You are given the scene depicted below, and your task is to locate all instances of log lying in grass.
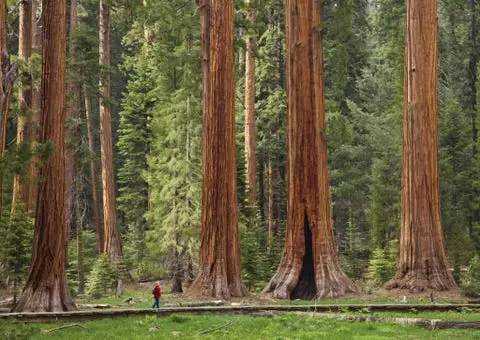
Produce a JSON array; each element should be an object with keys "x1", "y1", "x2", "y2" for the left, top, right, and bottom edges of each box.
[
  {"x1": 1, "y1": 304, "x2": 479, "y2": 322},
  {"x1": 292, "y1": 312, "x2": 480, "y2": 330},
  {"x1": 41, "y1": 324, "x2": 87, "y2": 333},
  {"x1": 77, "y1": 304, "x2": 112, "y2": 309},
  {"x1": 176, "y1": 301, "x2": 225, "y2": 308}
]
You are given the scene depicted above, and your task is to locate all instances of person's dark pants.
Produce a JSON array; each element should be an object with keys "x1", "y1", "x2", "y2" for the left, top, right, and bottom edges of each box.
[{"x1": 152, "y1": 296, "x2": 159, "y2": 308}]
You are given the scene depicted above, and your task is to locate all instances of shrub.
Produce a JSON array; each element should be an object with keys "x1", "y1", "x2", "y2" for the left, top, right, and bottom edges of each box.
[
  {"x1": 366, "y1": 247, "x2": 396, "y2": 287},
  {"x1": 461, "y1": 255, "x2": 480, "y2": 298},
  {"x1": 86, "y1": 254, "x2": 116, "y2": 299}
]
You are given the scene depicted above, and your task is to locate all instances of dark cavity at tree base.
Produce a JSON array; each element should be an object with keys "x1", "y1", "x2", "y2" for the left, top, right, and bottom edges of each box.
[{"x1": 263, "y1": 215, "x2": 359, "y2": 300}]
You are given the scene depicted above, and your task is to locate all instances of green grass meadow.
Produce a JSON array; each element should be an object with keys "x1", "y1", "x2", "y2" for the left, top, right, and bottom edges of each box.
[{"x1": 2, "y1": 313, "x2": 480, "y2": 340}]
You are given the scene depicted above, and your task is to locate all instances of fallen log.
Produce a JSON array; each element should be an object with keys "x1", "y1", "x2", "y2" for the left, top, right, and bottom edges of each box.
[
  {"x1": 77, "y1": 304, "x2": 112, "y2": 309},
  {"x1": 292, "y1": 312, "x2": 480, "y2": 330},
  {"x1": 177, "y1": 301, "x2": 225, "y2": 308},
  {"x1": 198, "y1": 320, "x2": 234, "y2": 335},
  {"x1": 41, "y1": 324, "x2": 87, "y2": 333},
  {"x1": 1, "y1": 304, "x2": 479, "y2": 322}
]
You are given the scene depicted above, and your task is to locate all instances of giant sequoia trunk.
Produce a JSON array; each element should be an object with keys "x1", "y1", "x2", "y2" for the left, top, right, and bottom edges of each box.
[
  {"x1": 244, "y1": 0, "x2": 256, "y2": 205},
  {"x1": 11, "y1": 0, "x2": 33, "y2": 211},
  {"x1": 386, "y1": 0, "x2": 456, "y2": 293},
  {"x1": 99, "y1": 0, "x2": 126, "y2": 273},
  {"x1": 12, "y1": 0, "x2": 76, "y2": 312},
  {"x1": 263, "y1": 0, "x2": 357, "y2": 300},
  {"x1": 186, "y1": 0, "x2": 247, "y2": 299}
]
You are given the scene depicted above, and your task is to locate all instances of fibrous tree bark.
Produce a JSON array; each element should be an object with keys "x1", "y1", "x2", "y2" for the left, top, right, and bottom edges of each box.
[
  {"x1": 386, "y1": 0, "x2": 456, "y2": 293},
  {"x1": 244, "y1": 0, "x2": 256, "y2": 205},
  {"x1": 99, "y1": 0, "x2": 126, "y2": 275},
  {"x1": 83, "y1": 84, "x2": 103, "y2": 254},
  {"x1": 263, "y1": 0, "x2": 358, "y2": 300},
  {"x1": 186, "y1": 0, "x2": 247, "y2": 299},
  {"x1": 12, "y1": 0, "x2": 76, "y2": 312},
  {"x1": 11, "y1": 0, "x2": 33, "y2": 211}
]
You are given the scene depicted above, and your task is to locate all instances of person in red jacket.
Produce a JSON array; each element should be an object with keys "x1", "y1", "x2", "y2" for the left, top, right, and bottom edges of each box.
[{"x1": 152, "y1": 282, "x2": 161, "y2": 308}]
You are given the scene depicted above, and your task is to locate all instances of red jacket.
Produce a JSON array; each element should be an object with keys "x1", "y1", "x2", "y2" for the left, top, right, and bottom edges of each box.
[{"x1": 153, "y1": 286, "x2": 161, "y2": 298}]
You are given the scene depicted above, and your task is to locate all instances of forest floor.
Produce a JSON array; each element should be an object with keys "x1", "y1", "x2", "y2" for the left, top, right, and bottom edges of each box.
[
  {"x1": 1, "y1": 313, "x2": 480, "y2": 339},
  {"x1": 71, "y1": 281, "x2": 470, "y2": 310},
  {"x1": 2, "y1": 282, "x2": 480, "y2": 338}
]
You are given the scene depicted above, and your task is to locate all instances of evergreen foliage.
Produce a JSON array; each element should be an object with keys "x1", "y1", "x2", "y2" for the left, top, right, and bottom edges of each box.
[
  {"x1": 86, "y1": 254, "x2": 116, "y2": 299},
  {"x1": 0, "y1": 205, "x2": 33, "y2": 301},
  {"x1": 461, "y1": 255, "x2": 480, "y2": 298},
  {"x1": 366, "y1": 246, "x2": 397, "y2": 287}
]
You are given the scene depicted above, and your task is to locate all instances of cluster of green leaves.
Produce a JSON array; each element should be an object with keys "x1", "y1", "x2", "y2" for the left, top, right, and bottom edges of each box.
[
  {"x1": 0, "y1": 205, "x2": 34, "y2": 299},
  {"x1": 461, "y1": 255, "x2": 480, "y2": 297}
]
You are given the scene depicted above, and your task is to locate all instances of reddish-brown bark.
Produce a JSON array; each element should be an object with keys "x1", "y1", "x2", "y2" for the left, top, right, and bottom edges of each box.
[
  {"x1": 263, "y1": 0, "x2": 358, "y2": 300},
  {"x1": 99, "y1": 0, "x2": 125, "y2": 268},
  {"x1": 186, "y1": 0, "x2": 247, "y2": 299},
  {"x1": 244, "y1": 0, "x2": 256, "y2": 205},
  {"x1": 83, "y1": 84, "x2": 103, "y2": 254},
  {"x1": 28, "y1": 0, "x2": 41, "y2": 209},
  {"x1": 11, "y1": 0, "x2": 33, "y2": 211},
  {"x1": 386, "y1": 0, "x2": 456, "y2": 293},
  {"x1": 12, "y1": 0, "x2": 76, "y2": 312}
]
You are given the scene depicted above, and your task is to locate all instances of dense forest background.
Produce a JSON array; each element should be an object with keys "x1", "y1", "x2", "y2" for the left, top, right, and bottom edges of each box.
[{"x1": 1, "y1": 0, "x2": 480, "y2": 296}]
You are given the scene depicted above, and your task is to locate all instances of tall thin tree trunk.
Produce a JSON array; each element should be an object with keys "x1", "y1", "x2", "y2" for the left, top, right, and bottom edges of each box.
[
  {"x1": 99, "y1": 0, "x2": 126, "y2": 276},
  {"x1": 11, "y1": 0, "x2": 33, "y2": 212},
  {"x1": 28, "y1": 0, "x2": 41, "y2": 210},
  {"x1": 386, "y1": 0, "x2": 456, "y2": 293},
  {"x1": 468, "y1": 0, "x2": 478, "y2": 236},
  {"x1": 263, "y1": 0, "x2": 357, "y2": 300},
  {"x1": 76, "y1": 171, "x2": 85, "y2": 295},
  {"x1": 0, "y1": 2, "x2": 8, "y2": 215},
  {"x1": 12, "y1": 0, "x2": 76, "y2": 312},
  {"x1": 83, "y1": 84, "x2": 102, "y2": 254},
  {"x1": 65, "y1": 0, "x2": 80, "y2": 235},
  {"x1": 244, "y1": 0, "x2": 256, "y2": 205},
  {"x1": 186, "y1": 0, "x2": 247, "y2": 299},
  {"x1": 267, "y1": 157, "x2": 278, "y2": 252}
]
